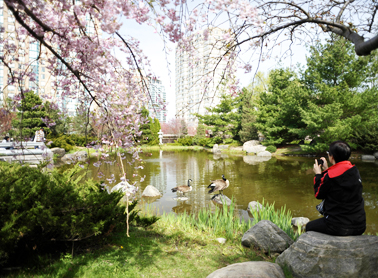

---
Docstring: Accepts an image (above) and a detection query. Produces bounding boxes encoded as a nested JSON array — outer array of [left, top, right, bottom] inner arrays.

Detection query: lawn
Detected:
[[3, 204, 294, 278]]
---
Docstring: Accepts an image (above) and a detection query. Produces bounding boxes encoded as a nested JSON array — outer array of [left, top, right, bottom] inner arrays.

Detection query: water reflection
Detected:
[[83, 150, 378, 234]]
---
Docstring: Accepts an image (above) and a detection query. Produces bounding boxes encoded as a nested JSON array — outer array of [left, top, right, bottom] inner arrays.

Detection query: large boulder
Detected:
[[73, 150, 88, 161], [276, 231, 378, 278], [212, 144, 221, 153], [108, 181, 137, 195], [257, 151, 272, 157], [61, 150, 88, 163], [243, 140, 266, 154], [50, 147, 65, 158], [206, 261, 285, 278], [242, 220, 294, 253], [243, 155, 271, 165], [142, 185, 162, 197], [361, 155, 376, 161], [374, 151, 378, 159]]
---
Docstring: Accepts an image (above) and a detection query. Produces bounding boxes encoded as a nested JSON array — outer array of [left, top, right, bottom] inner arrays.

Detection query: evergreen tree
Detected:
[[196, 123, 206, 136], [255, 68, 309, 145], [194, 94, 242, 141], [43, 101, 71, 136], [239, 73, 268, 142], [11, 91, 49, 140], [299, 38, 378, 151], [139, 107, 161, 145]]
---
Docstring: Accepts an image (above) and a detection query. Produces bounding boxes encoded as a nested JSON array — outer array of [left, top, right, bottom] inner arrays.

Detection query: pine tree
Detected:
[[11, 91, 49, 140], [194, 94, 242, 141]]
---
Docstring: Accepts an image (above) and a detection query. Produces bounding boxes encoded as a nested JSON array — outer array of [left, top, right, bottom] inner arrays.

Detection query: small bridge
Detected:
[[0, 142, 53, 164]]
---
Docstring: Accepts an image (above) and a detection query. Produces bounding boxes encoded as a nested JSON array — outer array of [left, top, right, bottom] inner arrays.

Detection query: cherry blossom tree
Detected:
[[185, 0, 378, 77], [2, 0, 378, 235]]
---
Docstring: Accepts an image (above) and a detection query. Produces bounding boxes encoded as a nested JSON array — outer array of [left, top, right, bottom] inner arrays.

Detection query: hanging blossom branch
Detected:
[[2, 0, 188, 236]]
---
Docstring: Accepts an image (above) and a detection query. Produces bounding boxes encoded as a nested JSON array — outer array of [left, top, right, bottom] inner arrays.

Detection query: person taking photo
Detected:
[[306, 141, 366, 236]]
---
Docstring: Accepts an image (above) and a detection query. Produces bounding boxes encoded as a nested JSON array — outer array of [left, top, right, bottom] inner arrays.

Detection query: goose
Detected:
[[208, 175, 229, 195], [171, 179, 193, 196]]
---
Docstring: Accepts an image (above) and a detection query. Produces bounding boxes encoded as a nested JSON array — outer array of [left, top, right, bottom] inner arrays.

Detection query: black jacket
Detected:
[[314, 161, 366, 230]]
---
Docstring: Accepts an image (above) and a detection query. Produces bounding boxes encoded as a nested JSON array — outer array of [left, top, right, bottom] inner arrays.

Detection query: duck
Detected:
[[208, 175, 229, 195], [171, 179, 193, 196]]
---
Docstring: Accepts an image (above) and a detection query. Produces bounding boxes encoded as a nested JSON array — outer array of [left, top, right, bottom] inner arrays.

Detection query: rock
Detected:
[[276, 231, 378, 278], [243, 155, 271, 165], [248, 201, 263, 212], [243, 140, 266, 154], [374, 152, 378, 159], [218, 145, 229, 150], [109, 181, 137, 195], [291, 217, 310, 227], [216, 238, 226, 244], [50, 147, 65, 158], [60, 153, 74, 163], [229, 146, 243, 152], [257, 151, 272, 157], [361, 155, 376, 161], [242, 220, 294, 253], [142, 185, 161, 197], [60, 151, 88, 163], [212, 144, 221, 153], [206, 261, 285, 278], [211, 194, 232, 206], [73, 151, 88, 161]]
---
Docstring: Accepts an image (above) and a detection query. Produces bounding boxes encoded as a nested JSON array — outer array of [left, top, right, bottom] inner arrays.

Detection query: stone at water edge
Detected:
[[247, 201, 263, 212], [142, 185, 161, 197], [291, 217, 310, 227], [211, 194, 232, 206], [243, 140, 266, 154], [50, 147, 65, 158], [206, 261, 285, 278], [241, 220, 294, 253], [276, 231, 378, 278]]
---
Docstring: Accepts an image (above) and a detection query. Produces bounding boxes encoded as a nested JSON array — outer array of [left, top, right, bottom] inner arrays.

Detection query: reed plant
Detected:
[[249, 199, 302, 241], [140, 199, 252, 241]]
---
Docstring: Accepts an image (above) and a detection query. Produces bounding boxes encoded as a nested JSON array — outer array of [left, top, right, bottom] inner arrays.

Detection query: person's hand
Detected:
[[320, 157, 329, 170], [313, 159, 322, 175]]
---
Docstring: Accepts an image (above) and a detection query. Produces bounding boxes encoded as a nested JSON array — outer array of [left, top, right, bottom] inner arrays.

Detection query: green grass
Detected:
[[3, 201, 297, 278]]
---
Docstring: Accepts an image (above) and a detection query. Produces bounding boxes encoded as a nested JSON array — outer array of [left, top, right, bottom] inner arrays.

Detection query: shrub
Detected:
[[0, 163, 157, 267], [47, 134, 99, 152], [211, 136, 223, 145], [192, 136, 209, 147], [176, 136, 193, 146], [48, 135, 75, 152], [265, 145, 277, 153]]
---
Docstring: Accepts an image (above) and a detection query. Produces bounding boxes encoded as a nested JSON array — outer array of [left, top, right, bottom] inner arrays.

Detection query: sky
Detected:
[[119, 20, 310, 121]]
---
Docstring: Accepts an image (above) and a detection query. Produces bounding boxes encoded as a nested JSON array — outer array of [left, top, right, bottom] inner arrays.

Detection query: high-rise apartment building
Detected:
[[0, 1, 97, 116], [175, 27, 231, 126], [148, 78, 167, 123]]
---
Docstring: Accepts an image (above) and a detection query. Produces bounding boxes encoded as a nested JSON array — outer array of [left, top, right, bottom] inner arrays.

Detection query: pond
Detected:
[[84, 150, 378, 234]]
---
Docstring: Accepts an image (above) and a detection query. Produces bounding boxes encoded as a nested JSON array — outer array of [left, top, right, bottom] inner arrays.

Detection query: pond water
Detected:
[[84, 150, 378, 234]]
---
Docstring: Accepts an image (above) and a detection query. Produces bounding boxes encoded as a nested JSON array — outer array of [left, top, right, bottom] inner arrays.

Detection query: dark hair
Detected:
[[328, 141, 351, 163]]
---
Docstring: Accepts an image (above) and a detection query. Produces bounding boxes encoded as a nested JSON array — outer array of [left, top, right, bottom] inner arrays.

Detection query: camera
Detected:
[[317, 159, 324, 165]]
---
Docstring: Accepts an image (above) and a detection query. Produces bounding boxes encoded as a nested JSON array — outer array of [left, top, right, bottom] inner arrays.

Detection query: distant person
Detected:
[[306, 141, 366, 236], [34, 127, 45, 149], [2, 135, 13, 150]]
